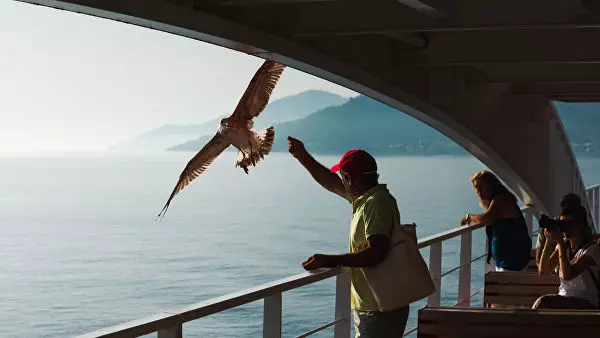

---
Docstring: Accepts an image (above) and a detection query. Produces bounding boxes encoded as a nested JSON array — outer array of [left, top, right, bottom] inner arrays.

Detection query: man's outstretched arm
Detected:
[[288, 136, 346, 199]]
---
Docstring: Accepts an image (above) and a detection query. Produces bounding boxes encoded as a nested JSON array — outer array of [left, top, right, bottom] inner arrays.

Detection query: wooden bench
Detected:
[[417, 307, 600, 338], [491, 249, 538, 272], [484, 272, 559, 308]]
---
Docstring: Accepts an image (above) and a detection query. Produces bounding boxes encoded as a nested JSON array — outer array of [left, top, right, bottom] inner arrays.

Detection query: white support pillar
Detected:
[[334, 271, 351, 338], [263, 293, 282, 338], [457, 232, 472, 307], [427, 242, 442, 307], [158, 325, 182, 338]]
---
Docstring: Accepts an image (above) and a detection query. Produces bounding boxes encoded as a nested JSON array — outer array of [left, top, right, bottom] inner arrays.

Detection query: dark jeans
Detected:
[[532, 294, 596, 310], [353, 305, 410, 338]]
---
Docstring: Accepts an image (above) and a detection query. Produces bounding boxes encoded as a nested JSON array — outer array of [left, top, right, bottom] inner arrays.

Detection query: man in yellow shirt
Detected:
[[288, 136, 409, 337]]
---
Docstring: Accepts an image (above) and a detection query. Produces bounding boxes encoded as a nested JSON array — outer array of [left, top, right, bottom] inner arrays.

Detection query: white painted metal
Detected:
[[592, 186, 600, 229], [427, 241, 442, 307], [334, 271, 351, 338], [418, 223, 486, 249], [585, 185, 600, 231], [76, 221, 489, 337], [76, 269, 341, 338], [587, 188, 594, 225], [522, 206, 534, 237], [158, 325, 182, 338], [457, 232, 472, 307], [263, 293, 282, 338]]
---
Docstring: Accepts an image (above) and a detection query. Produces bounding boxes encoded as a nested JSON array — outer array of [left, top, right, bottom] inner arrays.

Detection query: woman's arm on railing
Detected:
[[462, 195, 513, 226]]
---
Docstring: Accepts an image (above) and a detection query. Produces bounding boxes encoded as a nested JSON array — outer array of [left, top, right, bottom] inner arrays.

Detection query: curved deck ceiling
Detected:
[[17, 0, 600, 215]]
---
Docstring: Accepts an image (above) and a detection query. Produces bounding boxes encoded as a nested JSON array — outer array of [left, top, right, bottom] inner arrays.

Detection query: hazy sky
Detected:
[[0, 1, 357, 152]]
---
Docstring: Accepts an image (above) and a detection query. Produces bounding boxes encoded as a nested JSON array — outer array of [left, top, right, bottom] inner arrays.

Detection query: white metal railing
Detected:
[[77, 268, 349, 338], [78, 186, 600, 338], [586, 184, 600, 231]]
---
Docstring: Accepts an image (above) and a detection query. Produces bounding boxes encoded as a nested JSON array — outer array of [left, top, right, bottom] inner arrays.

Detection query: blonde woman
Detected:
[[461, 170, 532, 271]]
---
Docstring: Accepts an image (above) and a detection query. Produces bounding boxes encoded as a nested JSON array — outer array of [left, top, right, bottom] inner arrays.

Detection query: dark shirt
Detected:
[[486, 207, 532, 271]]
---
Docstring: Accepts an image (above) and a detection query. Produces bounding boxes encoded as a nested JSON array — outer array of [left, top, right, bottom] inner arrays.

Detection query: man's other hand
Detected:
[[302, 254, 332, 271]]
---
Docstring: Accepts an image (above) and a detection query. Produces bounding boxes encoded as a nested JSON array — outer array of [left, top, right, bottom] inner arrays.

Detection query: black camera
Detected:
[[538, 214, 571, 232]]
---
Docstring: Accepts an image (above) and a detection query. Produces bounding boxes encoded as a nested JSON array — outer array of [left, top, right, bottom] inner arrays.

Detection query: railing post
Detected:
[[457, 232, 472, 307], [587, 188, 594, 226], [334, 271, 351, 338], [427, 242, 442, 307], [523, 207, 534, 237], [586, 187, 599, 231], [592, 186, 600, 230], [158, 324, 182, 338], [263, 293, 282, 338]]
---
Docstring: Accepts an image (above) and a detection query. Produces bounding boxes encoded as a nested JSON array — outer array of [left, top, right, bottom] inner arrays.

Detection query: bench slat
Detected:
[[418, 323, 599, 338], [485, 284, 558, 295], [485, 272, 559, 285], [484, 271, 560, 307], [483, 295, 541, 306], [418, 307, 600, 338], [419, 307, 600, 324]]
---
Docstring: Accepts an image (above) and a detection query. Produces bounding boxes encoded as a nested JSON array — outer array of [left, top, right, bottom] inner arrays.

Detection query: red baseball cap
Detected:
[[330, 149, 377, 175]]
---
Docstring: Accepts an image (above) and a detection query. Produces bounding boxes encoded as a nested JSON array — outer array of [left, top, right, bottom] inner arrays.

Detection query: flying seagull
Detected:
[[157, 60, 285, 219]]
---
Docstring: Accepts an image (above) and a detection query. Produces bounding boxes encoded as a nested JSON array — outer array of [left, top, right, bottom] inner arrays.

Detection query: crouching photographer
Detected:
[[533, 204, 600, 309]]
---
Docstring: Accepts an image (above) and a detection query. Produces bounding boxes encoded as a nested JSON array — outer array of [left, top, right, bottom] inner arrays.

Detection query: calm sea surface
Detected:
[[1, 153, 599, 337]]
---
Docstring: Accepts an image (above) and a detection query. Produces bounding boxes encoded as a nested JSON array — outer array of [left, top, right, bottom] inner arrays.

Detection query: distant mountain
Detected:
[[555, 102, 600, 143], [111, 90, 348, 151], [171, 95, 464, 155], [111, 123, 221, 152], [555, 102, 600, 155], [252, 90, 349, 128], [171, 134, 215, 152]]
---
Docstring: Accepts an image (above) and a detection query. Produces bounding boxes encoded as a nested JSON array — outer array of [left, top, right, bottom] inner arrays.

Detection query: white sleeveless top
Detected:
[[558, 242, 600, 307]]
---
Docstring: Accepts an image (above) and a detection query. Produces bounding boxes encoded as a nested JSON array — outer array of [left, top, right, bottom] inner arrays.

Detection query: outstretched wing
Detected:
[[157, 134, 230, 220], [230, 60, 285, 124]]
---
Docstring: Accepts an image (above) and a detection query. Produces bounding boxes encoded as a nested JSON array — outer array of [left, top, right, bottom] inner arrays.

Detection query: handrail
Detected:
[[78, 224, 488, 338], [77, 268, 342, 338], [418, 223, 486, 248], [79, 185, 599, 338], [77, 223, 488, 338]]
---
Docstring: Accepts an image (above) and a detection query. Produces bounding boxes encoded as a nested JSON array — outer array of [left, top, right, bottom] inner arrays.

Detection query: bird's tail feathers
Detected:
[[257, 126, 275, 155], [234, 127, 275, 171]]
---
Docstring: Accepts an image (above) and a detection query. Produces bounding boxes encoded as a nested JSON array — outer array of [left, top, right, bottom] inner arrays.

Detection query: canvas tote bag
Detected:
[[364, 223, 435, 312]]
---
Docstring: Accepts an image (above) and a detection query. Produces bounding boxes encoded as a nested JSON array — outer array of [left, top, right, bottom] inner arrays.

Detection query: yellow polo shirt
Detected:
[[348, 184, 400, 311]]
